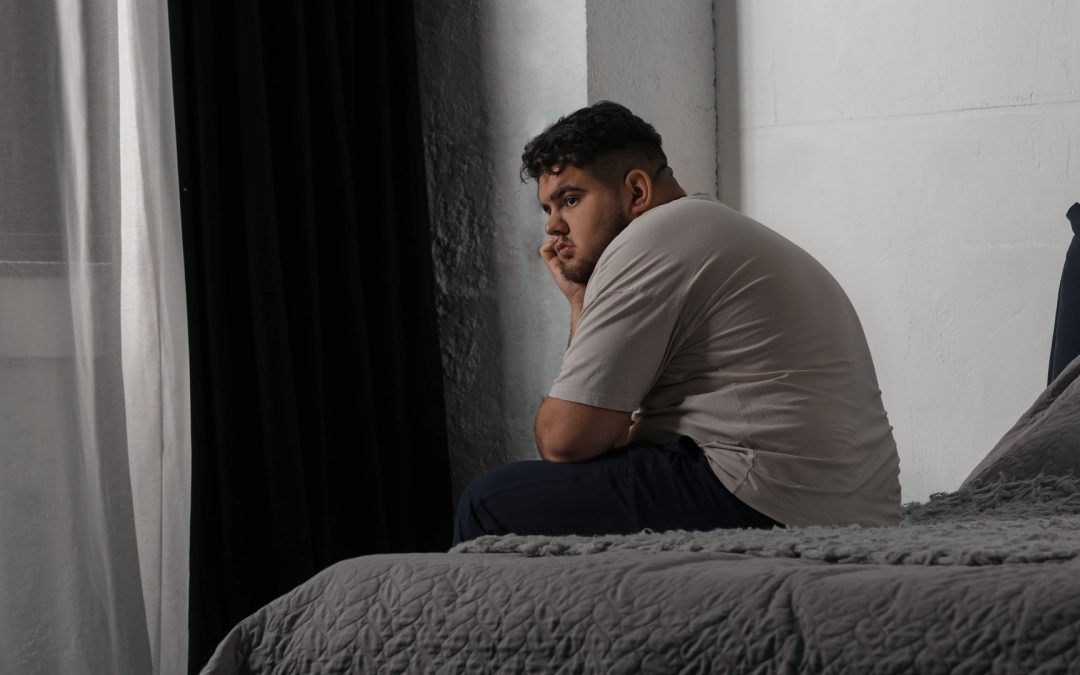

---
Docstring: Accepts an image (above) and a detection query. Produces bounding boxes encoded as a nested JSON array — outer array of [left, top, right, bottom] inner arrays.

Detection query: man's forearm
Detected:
[[568, 301, 583, 348]]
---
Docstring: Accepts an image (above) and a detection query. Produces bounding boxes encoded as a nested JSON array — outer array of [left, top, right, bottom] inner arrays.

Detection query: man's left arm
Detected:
[[534, 238, 674, 464], [535, 288, 676, 463], [534, 296, 635, 462]]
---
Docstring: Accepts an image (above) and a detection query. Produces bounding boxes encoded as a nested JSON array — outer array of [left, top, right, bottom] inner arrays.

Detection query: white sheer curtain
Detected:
[[0, 0, 189, 673]]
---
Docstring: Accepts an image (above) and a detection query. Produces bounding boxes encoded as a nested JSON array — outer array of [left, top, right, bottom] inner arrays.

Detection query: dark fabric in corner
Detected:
[[1049, 203, 1080, 385], [168, 1, 452, 670]]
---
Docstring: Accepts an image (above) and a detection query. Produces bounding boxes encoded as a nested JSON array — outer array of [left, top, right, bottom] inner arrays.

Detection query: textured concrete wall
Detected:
[[586, 0, 716, 194], [414, 0, 588, 502], [719, 0, 1080, 502], [416, 1, 716, 502]]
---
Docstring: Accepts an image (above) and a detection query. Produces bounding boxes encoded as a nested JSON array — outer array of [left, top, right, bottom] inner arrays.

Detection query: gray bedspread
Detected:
[[202, 483, 1080, 674], [201, 357, 1080, 674]]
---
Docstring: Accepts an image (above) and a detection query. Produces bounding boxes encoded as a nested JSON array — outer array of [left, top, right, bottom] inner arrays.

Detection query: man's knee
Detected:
[[453, 463, 519, 544], [458, 464, 505, 508], [454, 473, 488, 523]]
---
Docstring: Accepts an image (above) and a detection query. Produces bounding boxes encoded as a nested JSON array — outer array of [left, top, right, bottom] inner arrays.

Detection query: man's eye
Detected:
[[565, 196, 579, 207]]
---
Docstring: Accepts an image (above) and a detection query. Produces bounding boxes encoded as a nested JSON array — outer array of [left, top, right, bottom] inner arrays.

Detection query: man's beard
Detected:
[[561, 211, 630, 284]]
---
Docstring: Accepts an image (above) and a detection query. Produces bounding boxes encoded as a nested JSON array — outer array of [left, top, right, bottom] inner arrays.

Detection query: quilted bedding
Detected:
[[201, 357, 1080, 674]]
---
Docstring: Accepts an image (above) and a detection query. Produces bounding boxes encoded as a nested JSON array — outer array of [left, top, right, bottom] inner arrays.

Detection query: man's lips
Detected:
[[555, 241, 573, 255]]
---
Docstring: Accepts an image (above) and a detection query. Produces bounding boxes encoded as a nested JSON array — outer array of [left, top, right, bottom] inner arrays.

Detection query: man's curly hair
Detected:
[[520, 101, 668, 183]]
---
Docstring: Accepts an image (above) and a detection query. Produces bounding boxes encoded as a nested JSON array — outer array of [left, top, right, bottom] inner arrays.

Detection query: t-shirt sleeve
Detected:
[[548, 289, 680, 412]]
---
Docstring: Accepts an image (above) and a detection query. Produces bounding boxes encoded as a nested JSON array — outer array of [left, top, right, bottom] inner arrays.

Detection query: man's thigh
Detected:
[[453, 436, 770, 545]]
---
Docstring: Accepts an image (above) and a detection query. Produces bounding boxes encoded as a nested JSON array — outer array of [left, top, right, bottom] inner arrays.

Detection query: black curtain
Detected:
[[168, 1, 453, 670], [1049, 203, 1080, 385]]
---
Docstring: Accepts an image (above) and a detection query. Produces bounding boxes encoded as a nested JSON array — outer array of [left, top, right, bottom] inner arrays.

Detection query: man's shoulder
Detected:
[[644, 193, 732, 224], [638, 194, 759, 239], [608, 195, 754, 262], [589, 196, 741, 297]]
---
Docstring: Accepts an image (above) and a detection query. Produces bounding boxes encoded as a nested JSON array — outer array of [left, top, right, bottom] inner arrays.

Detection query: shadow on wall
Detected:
[[714, 0, 741, 210], [414, 0, 509, 507]]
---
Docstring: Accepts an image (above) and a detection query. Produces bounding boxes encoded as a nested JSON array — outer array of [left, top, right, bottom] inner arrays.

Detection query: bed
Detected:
[[200, 355, 1080, 674]]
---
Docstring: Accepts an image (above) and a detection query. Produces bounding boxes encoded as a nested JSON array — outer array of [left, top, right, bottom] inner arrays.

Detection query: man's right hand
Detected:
[[539, 236, 587, 307]]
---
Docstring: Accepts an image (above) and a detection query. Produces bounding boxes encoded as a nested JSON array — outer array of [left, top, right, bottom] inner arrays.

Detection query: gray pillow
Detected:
[[961, 353, 1080, 488]]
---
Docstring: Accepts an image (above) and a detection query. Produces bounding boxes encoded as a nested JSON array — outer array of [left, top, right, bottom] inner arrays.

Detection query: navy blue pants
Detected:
[[452, 435, 781, 546]]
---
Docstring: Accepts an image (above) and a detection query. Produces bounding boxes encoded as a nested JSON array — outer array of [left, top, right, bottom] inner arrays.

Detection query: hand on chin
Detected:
[[540, 238, 588, 305]]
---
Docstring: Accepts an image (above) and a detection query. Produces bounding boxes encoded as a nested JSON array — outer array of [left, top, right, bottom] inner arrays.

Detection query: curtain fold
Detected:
[[168, 0, 454, 670], [118, 0, 191, 670], [0, 0, 188, 673], [1049, 203, 1080, 385]]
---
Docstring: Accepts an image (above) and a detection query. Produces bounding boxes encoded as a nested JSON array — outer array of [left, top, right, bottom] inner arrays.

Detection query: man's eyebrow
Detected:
[[540, 184, 584, 209]]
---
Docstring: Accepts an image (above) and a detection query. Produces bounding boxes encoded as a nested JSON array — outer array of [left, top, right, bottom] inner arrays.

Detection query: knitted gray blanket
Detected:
[[449, 473, 1080, 565]]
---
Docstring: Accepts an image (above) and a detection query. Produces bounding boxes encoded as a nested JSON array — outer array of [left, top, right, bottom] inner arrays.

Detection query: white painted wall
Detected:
[[419, 0, 1078, 506], [719, 0, 1080, 502], [587, 0, 716, 194]]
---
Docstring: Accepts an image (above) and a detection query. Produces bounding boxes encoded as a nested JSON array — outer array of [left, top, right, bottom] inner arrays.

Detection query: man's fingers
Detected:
[[539, 238, 556, 262], [538, 236, 585, 305]]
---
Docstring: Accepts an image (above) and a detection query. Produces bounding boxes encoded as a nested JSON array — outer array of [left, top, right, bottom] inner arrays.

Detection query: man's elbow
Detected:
[[534, 397, 628, 463], [535, 428, 609, 463], [535, 430, 576, 463], [539, 448, 575, 463]]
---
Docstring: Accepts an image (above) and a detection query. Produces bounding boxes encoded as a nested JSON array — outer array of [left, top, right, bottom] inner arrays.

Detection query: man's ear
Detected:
[[623, 168, 653, 218]]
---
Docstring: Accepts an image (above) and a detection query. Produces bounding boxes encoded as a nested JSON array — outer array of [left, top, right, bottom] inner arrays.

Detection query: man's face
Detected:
[[538, 164, 629, 285]]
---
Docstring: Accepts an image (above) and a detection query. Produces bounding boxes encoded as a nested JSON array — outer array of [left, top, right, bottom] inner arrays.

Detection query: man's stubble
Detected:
[[560, 210, 630, 285]]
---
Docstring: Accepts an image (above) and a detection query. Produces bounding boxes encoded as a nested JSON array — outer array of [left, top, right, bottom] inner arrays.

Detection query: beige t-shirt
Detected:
[[549, 194, 901, 528]]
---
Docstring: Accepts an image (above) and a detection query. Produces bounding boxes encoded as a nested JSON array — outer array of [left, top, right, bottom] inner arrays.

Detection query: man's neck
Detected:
[[647, 180, 688, 213]]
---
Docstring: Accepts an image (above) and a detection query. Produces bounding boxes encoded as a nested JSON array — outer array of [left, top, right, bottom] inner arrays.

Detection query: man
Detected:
[[452, 101, 901, 545]]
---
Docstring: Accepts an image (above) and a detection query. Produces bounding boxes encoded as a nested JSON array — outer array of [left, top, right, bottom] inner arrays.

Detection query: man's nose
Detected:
[[544, 214, 567, 236]]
